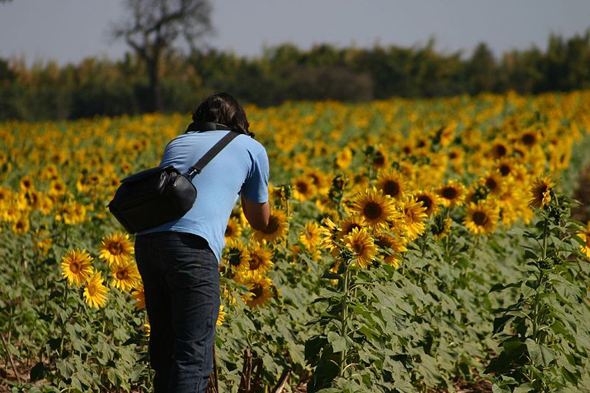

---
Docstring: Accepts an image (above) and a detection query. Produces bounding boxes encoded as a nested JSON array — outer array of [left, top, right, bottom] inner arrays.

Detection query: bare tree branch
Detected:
[[107, 0, 213, 111]]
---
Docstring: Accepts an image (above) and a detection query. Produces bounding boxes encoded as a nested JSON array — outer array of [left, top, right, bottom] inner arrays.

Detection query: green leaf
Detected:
[[525, 339, 555, 367], [327, 331, 347, 353]]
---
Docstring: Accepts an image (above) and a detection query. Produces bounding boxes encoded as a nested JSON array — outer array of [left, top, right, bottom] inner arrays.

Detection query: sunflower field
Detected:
[[1, 91, 590, 393]]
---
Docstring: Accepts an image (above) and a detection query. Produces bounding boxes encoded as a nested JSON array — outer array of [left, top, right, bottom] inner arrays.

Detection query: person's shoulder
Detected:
[[234, 132, 266, 155]]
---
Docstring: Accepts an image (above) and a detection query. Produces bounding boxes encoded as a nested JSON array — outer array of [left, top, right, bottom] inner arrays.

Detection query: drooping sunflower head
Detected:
[[529, 175, 555, 209], [436, 180, 466, 208], [351, 187, 397, 229], [99, 232, 134, 268], [253, 209, 289, 243], [376, 169, 405, 200], [463, 200, 500, 236], [83, 272, 109, 309], [374, 233, 408, 269], [61, 248, 95, 287], [343, 227, 377, 269], [110, 259, 141, 292]]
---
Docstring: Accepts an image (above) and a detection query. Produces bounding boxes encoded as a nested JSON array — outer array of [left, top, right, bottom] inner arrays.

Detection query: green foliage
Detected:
[[2, 30, 590, 120]]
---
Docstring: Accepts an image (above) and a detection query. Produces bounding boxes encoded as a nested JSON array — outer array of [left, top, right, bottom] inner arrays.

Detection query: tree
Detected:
[[110, 0, 213, 112]]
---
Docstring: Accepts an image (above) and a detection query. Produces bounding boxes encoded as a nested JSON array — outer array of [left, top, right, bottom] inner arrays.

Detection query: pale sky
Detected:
[[0, 0, 589, 65]]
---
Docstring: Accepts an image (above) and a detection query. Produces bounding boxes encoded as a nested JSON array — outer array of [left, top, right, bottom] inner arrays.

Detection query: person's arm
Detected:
[[241, 195, 270, 231], [240, 147, 271, 230]]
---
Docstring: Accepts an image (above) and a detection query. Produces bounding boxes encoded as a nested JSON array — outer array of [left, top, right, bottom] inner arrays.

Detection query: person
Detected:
[[134, 92, 270, 393]]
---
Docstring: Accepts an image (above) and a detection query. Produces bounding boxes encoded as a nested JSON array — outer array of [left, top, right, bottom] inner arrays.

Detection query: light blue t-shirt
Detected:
[[137, 130, 269, 263]]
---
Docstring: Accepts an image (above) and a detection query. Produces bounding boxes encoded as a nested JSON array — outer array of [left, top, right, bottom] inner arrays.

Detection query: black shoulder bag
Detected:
[[107, 122, 240, 234]]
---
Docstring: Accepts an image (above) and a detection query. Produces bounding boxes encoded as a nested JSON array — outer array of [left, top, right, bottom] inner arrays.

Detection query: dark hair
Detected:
[[191, 92, 253, 137]]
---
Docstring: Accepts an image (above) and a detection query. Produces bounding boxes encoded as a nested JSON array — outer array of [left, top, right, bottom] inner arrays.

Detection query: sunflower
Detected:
[[374, 233, 408, 268], [110, 259, 141, 292], [83, 272, 109, 309], [437, 180, 466, 208], [61, 248, 95, 287], [253, 209, 289, 243], [370, 144, 389, 170], [292, 175, 317, 201], [239, 242, 274, 279], [143, 322, 151, 338], [131, 283, 146, 310], [431, 215, 452, 240], [464, 200, 500, 236], [529, 175, 555, 209], [12, 213, 30, 235], [299, 221, 323, 250], [579, 222, 590, 258], [376, 169, 405, 200], [222, 239, 250, 275], [343, 227, 377, 269], [99, 231, 134, 267], [351, 187, 397, 229], [217, 305, 226, 326], [243, 276, 274, 308], [479, 170, 504, 197], [305, 168, 330, 194], [414, 189, 440, 217], [400, 195, 428, 240], [19, 176, 34, 192], [225, 217, 243, 241], [336, 147, 353, 169]]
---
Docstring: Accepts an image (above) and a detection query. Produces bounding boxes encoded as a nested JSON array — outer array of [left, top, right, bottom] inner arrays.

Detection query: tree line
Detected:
[[1, 31, 589, 121]]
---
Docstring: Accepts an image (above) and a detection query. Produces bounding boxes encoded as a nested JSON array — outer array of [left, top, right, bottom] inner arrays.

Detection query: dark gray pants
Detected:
[[135, 231, 220, 393]]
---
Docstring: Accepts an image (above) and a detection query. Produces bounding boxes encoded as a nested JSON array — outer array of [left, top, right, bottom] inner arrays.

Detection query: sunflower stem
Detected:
[[339, 262, 351, 378]]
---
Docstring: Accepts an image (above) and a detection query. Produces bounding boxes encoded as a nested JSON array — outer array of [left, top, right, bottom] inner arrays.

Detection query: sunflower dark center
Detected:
[[249, 255, 262, 270], [417, 196, 432, 210], [363, 202, 383, 220], [485, 178, 498, 191], [449, 152, 457, 159], [494, 145, 507, 157], [108, 243, 123, 255], [441, 187, 458, 199], [70, 262, 80, 273], [499, 165, 510, 176], [116, 270, 128, 280], [225, 225, 234, 237], [522, 133, 536, 146], [251, 284, 263, 299], [473, 211, 488, 226], [228, 249, 242, 267], [373, 152, 385, 166], [296, 181, 308, 194], [344, 224, 361, 235], [383, 181, 400, 198]]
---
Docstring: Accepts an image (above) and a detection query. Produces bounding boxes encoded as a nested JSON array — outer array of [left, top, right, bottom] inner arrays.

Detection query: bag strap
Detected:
[[185, 131, 240, 180]]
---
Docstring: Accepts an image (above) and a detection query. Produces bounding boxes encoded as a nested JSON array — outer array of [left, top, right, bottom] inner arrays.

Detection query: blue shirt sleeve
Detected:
[[241, 147, 269, 203]]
